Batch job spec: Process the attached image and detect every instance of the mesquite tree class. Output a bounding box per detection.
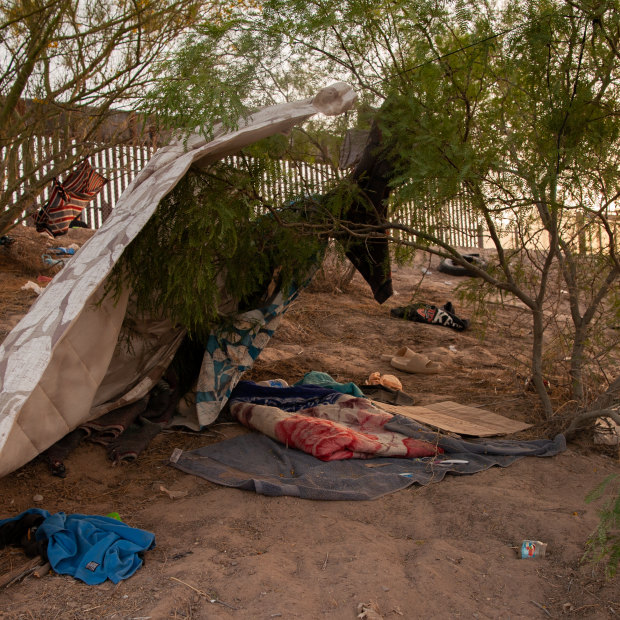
[0,0,210,234]
[17,0,617,422]
[160,0,620,421]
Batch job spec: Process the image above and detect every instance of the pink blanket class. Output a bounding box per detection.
[231,395,443,461]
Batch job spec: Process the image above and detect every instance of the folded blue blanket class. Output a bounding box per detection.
[229,380,343,411]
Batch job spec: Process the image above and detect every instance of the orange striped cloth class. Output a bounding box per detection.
[35,160,108,236]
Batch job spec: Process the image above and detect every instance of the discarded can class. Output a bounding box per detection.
[520,540,547,559]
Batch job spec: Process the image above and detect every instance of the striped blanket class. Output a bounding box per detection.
[35,160,107,236]
[228,382,443,461]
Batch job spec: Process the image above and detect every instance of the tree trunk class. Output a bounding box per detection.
[532,308,554,418]
[570,323,588,403]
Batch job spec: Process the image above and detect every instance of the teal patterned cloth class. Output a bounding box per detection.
[294,371,365,398]
[193,283,305,428]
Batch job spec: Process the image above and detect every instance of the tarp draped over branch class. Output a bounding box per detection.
[0,83,357,479]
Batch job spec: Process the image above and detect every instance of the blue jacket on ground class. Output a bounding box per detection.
[0,509,155,585]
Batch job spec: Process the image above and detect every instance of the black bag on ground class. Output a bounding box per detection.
[390,301,469,331]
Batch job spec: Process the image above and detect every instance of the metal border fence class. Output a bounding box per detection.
[4,126,617,252]
[4,137,500,249]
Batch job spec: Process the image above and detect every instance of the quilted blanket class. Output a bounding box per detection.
[228,382,443,460]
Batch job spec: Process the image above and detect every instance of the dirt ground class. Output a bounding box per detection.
[0,226,619,619]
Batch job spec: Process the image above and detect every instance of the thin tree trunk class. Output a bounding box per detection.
[570,322,588,403]
[532,308,554,418]
[0,2,69,130]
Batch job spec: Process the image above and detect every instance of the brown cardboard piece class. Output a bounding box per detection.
[374,400,531,437]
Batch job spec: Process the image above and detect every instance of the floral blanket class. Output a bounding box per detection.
[228,382,443,461]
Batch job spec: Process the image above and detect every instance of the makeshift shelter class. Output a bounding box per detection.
[0,83,396,478]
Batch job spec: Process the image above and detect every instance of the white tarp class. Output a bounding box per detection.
[0,83,356,478]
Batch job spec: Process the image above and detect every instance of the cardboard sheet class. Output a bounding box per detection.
[373,400,531,437]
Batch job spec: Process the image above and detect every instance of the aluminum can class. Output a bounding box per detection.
[520,540,547,559]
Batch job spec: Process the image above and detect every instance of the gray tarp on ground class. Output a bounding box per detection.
[171,415,566,501]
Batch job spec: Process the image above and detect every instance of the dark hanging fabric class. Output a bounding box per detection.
[338,122,394,304]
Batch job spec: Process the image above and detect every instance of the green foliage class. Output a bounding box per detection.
[140,20,256,137]
[109,156,325,341]
[583,474,620,579]
[147,0,620,414]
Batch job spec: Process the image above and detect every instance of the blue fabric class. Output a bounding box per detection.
[295,371,365,398]
[229,380,343,412]
[0,510,155,585]
[0,507,49,526]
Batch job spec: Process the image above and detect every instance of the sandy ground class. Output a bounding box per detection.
[0,227,619,619]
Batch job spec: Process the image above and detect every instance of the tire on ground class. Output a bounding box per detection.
[438,254,487,277]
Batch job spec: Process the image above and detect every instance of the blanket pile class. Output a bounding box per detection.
[228,382,442,460]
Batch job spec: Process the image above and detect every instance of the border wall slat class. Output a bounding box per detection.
[458,194,465,245]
